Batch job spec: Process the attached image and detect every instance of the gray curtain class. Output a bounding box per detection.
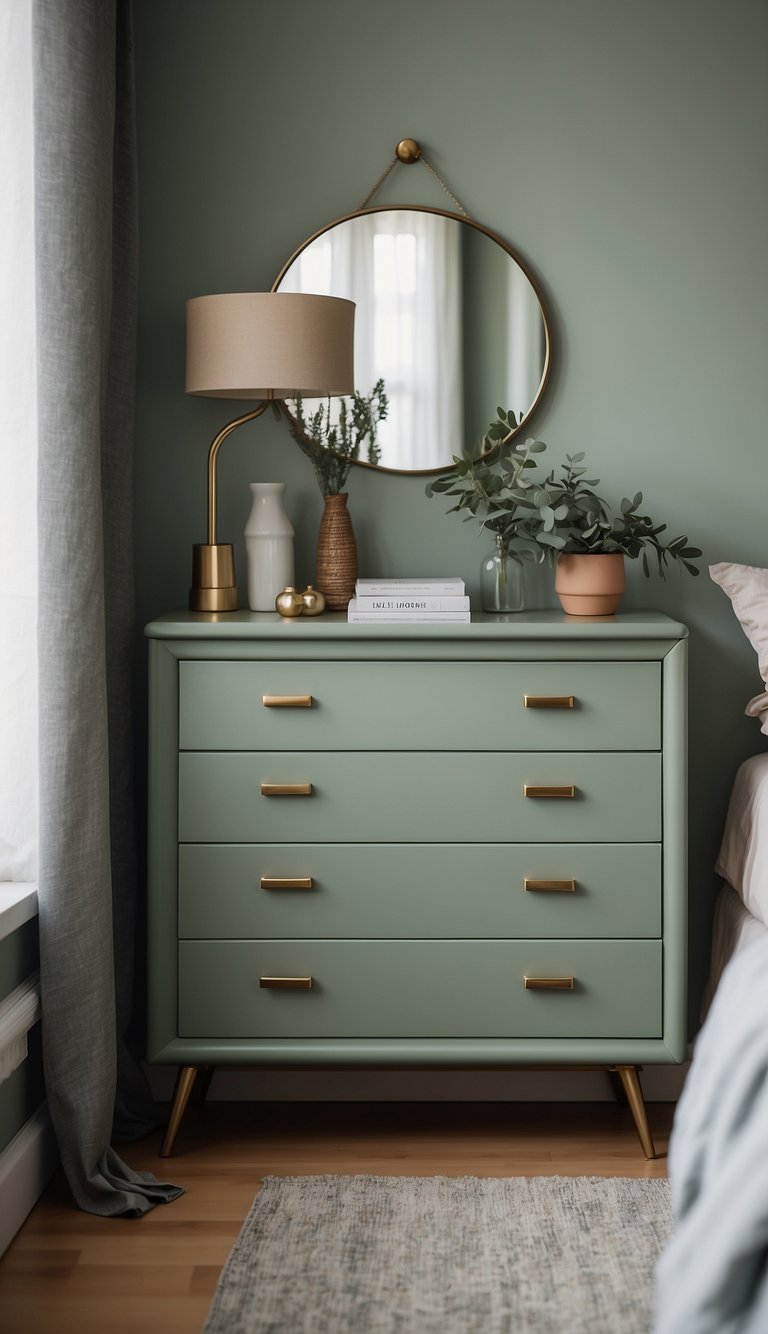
[33,0,181,1215]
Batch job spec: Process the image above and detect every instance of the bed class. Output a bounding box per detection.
[702,752,768,1012]
[655,563,768,1329]
[655,751,768,1333]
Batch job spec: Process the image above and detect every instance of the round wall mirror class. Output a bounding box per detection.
[273,206,551,476]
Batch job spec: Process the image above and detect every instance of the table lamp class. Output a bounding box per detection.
[185,291,355,612]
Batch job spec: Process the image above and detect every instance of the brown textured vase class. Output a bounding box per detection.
[555,552,625,616]
[316,493,358,611]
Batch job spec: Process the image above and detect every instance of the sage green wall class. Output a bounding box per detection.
[133,0,768,1025]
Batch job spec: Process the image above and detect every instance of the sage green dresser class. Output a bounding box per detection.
[145,610,688,1157]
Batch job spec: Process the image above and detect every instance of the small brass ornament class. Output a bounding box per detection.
[275,586,304,618]
[301,585,327,616]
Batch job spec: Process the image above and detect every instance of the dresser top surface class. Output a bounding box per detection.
[145,609,688,642]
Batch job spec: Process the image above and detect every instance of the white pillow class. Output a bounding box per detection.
[710,562,768,734]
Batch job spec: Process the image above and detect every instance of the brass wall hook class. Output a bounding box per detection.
[395,138,422,163]
[358,138,470,216]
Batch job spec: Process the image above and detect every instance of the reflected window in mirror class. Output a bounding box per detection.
[275,207,550,475]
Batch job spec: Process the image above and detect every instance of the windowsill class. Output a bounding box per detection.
[0,885,38,943]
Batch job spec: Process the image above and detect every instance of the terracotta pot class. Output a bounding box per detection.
[316,493,358,611]
[555,552,625,616]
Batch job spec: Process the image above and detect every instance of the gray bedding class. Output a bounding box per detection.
[655,932,768,1333]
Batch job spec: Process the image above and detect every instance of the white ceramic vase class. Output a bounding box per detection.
[244,482,294,611]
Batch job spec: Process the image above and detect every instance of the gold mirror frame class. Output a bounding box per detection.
[272,204,552,477]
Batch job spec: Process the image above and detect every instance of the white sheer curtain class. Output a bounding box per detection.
[281,211,462,469]
[0,0,37,884]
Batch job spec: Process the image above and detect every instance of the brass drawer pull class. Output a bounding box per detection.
[260,976,313,989]
[261,876,314,890]
[523,784,576,799]
[524,976,574,990]
[524,695,575,709]
[262,694,313,708]
[261,783,313,796]
[524,878,576,893]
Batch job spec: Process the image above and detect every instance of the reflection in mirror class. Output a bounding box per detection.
[275,207,550,475]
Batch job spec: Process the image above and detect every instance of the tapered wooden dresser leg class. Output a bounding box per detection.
[160,1065,199,1158]
[616,1065,656,1159]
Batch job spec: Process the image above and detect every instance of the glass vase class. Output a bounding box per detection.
[480,536,524,613]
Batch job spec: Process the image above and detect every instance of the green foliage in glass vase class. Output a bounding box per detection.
[426,408,702,577]
[425,407,549,560]
[283,379,388,497]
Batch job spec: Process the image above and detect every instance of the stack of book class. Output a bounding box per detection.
[347,577,470,623]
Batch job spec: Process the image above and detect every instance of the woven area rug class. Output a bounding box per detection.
[204,1174,671,1333]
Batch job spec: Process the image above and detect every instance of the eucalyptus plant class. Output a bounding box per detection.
[425,407,550,560]
[524,453,702,576]
[283,379,388,497]
[426,408,701,577]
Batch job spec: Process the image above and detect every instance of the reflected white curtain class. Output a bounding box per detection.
[281,212,462,470]
[506,262,546,418]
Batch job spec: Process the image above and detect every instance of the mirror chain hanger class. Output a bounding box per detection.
[357,138,472,218]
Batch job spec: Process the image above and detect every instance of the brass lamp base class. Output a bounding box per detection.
[189,543,239,612]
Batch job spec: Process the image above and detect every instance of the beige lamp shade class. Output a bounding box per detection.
[185,291,355,399]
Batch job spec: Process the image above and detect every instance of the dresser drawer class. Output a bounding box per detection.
[178,751,662,843]
[178,661,660,752]
[178,843,662,939]
[178,940,662,1039]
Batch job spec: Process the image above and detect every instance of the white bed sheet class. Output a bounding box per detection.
[702,882,768,1018]
[716,752,768,928]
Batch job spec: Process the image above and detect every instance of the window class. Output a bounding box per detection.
[0,0,37,882]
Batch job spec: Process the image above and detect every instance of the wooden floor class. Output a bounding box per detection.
[0,1100,674,1334]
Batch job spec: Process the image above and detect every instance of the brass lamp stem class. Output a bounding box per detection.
[206,398,272,545]
[189,393,275,613]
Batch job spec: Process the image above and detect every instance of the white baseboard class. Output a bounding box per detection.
[0,1103,58,1256]
[147,1061,690,1104]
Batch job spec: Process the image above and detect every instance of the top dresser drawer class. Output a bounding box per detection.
[179,660,660,751]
